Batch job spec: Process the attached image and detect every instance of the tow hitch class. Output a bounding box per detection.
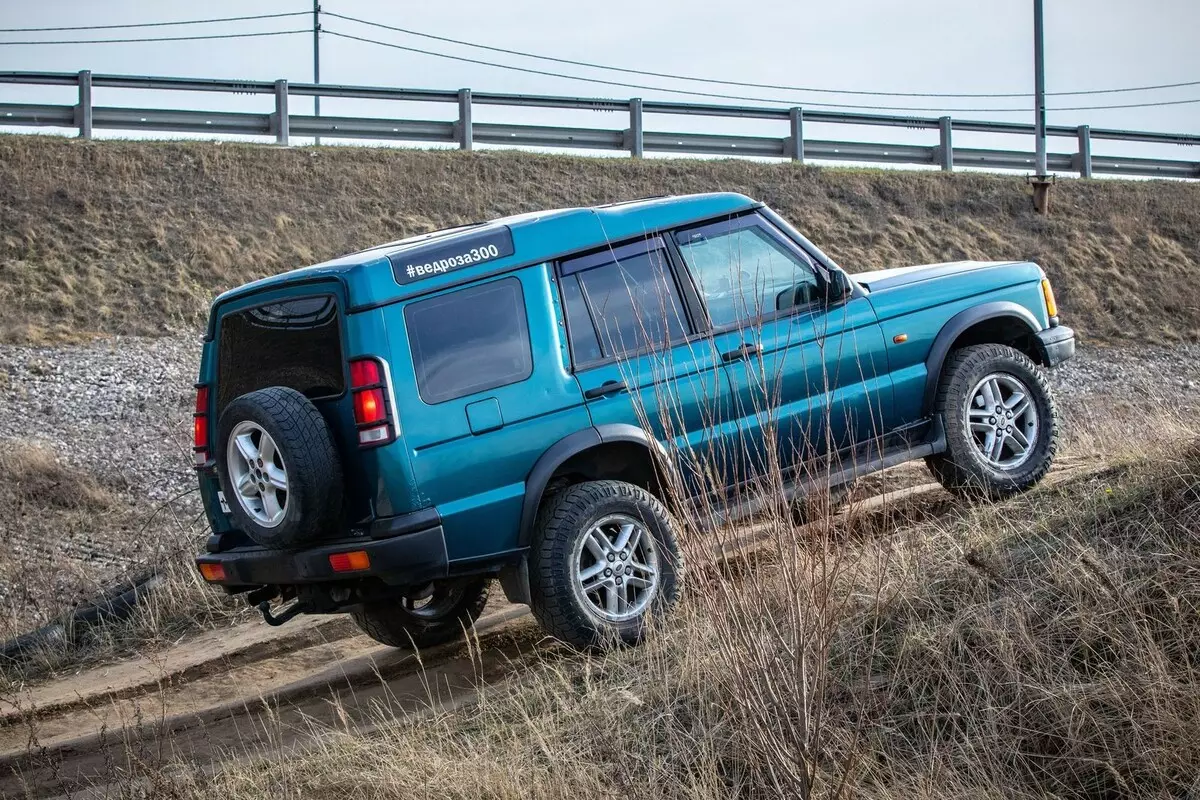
[248,585,308,626]
[258,599,309,626]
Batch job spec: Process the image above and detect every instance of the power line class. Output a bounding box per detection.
[323,30,1028,113]
[325,29,1200,114]
[0,30,310,46]
[1053,96,1200,111]
[0,12,309,33]
[326,11,1200,100]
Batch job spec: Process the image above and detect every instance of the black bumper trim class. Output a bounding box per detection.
[369,506,441,539]
[197,524,449,588]
[1035,325,1076,367]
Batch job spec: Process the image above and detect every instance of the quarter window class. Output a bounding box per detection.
[675,216,821,328]
[405,277,533,404]
[560,239,691,365]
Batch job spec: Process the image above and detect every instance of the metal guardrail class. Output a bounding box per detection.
[1,70,1197,179]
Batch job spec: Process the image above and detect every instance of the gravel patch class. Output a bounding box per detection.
[0,334,202,503]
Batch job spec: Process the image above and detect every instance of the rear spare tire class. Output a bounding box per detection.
[216,387,342,549]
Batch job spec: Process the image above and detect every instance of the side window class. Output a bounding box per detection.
[560,274,603,366]
[405,277,533,404]
[675,215,821,329]
[560,239,691,365]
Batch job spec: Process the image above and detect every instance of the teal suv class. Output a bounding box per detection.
[194,193,1075,649]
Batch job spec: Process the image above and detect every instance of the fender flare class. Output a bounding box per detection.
[922,301,1041,414]
[516,424,669,549]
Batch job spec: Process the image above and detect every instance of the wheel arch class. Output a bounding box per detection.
[923,302,1043,415]
[517,424,671,550]
[501,425,671,607]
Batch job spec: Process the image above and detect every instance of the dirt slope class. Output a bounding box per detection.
[2,134,1198,344]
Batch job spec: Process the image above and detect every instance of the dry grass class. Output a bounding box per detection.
[0,442,247,684]
[2,135,1199,344]
[105,410,1200,800]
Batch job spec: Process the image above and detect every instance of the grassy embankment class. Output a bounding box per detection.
[2,134,1199,343]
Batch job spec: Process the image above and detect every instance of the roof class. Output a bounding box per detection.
[210,192,759,314]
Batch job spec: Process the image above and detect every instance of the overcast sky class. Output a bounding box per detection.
[1,0,1196,167]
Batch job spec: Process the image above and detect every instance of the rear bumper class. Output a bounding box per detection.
[1035,324,1076,367]
[196,517,448,588]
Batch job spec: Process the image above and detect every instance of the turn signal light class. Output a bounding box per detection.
[198,562,226,582]
[329,550,371,573]
[1041,278,1058,319]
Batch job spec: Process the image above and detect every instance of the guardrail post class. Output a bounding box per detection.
[273,79,290,145]
[938,116,953,172]
[75,70,93,140]
[628,97,644,158]
[457,88,473,151]
[789,107,804,162]
[1076,124,1093,178]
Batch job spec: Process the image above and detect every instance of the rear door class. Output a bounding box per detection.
[557,236,735,496]
[381,266,591,563]
[672,212,892,480]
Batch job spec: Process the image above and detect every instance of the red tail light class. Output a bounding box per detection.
[193,385,210,467]
[349,357,394,446]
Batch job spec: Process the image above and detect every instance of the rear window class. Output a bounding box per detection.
[405,277,533,404]
[217,295,344,413]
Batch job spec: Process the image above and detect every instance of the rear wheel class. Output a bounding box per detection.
[351,578,491,649]
[926,343,1058,498]
[216,387,342,549]
[529,480,682,650]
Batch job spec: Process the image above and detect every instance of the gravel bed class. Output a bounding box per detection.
[0,334,202,502]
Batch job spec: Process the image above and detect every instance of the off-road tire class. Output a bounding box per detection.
[351,578,491,650]
[529,480,682,650]
[216,387,342,549]
[926,343,1058,499]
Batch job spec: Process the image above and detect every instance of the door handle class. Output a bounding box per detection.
[721,343,761,363]
[583,380,628,399]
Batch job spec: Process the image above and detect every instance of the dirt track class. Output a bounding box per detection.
[0,464,1099,798]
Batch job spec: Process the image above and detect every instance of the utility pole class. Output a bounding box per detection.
[313,1,321,145]
[1030,0,1053,214]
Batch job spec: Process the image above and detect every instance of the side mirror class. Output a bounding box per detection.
[825,270,854,305]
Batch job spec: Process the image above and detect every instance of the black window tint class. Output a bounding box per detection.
[405,277,533,404]
[217,295,343,415]
[576,248,689,359]
[560,274,603,366]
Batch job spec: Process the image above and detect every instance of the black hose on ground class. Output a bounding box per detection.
[0,572,162,664]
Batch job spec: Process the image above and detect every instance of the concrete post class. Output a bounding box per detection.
[789,107,804,162]
[274,79,289,145]
[76,70,92,140]
[457,88,473,151]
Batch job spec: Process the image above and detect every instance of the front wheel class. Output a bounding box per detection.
[351,578,490,650]
[529,480,682,650]
[926,343,1059,499]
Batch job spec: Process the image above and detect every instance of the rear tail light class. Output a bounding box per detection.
[193,385,210,467]
[349,357,394,446]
